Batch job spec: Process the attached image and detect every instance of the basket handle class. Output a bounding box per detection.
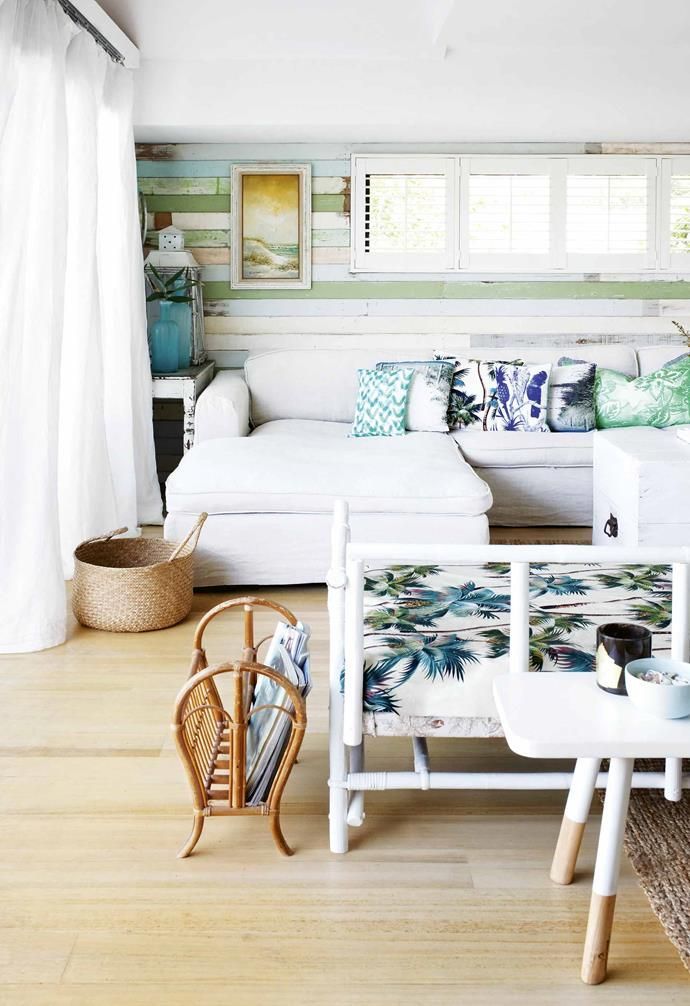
[168,512,208,562]
[79,527,128,547]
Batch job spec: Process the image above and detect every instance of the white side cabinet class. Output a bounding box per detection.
[593,427,690,546]
[151,362,215,454]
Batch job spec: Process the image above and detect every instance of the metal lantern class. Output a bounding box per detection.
[144,229,206,367]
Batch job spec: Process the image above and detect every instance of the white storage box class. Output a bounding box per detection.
[593,428,690,546]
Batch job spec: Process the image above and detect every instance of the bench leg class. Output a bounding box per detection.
[347,741,366,827]
[329,677,349,854]
[581,757,633,985]
[551,756,601,885]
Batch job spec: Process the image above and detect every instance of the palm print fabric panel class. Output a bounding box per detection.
[360,563,671,720]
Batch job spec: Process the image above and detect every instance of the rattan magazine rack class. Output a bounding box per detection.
[172,597,307,858]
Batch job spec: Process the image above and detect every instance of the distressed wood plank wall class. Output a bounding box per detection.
[136,143,690,368]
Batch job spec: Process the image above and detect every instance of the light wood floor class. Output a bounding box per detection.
[1,528,688,1004]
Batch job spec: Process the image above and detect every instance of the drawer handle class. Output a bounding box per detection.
[603,514,619,539]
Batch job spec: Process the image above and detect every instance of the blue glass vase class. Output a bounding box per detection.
[149,301,179,374]
[170,278,193,369]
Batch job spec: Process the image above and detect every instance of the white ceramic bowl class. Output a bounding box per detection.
[625,658,690,719]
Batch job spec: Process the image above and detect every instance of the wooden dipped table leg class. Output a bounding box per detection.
[551,757,601,886]
[582,892,617,985]
[551,816,586,886]
[580,757,633,985]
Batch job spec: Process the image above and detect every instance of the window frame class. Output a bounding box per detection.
[659,156,690,272]
[350,152,685,275]
[350,155,458,273]
[459,156,564,273]
[563,156,657,272]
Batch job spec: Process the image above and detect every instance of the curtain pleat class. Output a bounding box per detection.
[0,0,162,652]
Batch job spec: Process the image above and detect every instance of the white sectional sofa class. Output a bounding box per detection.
[164,343,683,585]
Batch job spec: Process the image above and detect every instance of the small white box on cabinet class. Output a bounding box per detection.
[593,428,690,546]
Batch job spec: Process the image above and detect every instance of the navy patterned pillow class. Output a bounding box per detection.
[547,360,597,433]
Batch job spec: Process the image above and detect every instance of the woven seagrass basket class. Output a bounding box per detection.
[72,513,207,632]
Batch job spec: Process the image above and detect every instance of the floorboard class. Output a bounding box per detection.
[1,526,687,1003]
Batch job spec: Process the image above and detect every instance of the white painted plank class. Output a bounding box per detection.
[172,212,231,229]
[312,264,354,281]
[205,333,474,352]
[205,300,366,318]
[202,297,690,319]
[312,247,350,264]
[312,177,347,194]
[206,349,248,368]
[139,177,218,195]
[203,330,681,354]
[311,211,350,229]
[171,210,350,232]
[202,314,687,337]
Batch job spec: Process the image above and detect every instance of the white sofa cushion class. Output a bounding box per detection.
[244,345,639,426]
[637,345,689,375]
[452,429,594,468]
[166,419,493,516]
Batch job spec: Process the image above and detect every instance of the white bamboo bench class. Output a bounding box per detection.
[327,500,690,854]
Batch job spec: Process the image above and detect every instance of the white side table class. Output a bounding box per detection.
[152,361,215,453]
[593,427,690,546]
[494,674,690,985]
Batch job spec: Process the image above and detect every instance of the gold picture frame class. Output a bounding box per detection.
[230,163,311,290]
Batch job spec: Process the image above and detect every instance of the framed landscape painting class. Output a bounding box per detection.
[230,163,311,290]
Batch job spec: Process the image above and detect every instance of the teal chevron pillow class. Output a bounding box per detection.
[595,357,690,429]
[351,367,413,437]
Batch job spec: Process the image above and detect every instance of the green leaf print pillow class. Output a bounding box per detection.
[595,357,690,429]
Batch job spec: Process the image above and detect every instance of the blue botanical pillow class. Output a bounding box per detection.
[350,367,414,438]
[547,361,597,432]
[433,355,524,430]
[486,363,551,432]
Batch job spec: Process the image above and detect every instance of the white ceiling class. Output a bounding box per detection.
[99,0,690,142]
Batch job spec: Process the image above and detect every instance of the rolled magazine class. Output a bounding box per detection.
[245,620,311,806]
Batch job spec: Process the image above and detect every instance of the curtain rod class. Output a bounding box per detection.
[57,0,140,68]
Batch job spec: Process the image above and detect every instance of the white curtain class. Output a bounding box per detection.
[0,0,162,653]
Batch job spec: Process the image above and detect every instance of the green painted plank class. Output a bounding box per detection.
[145,195,230,212]
[137,177,218,196]
[313,193,346,211]
[202,279,690,300]
[218,177,231,195]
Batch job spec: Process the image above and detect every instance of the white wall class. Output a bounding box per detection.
[133,49,690,144]
[99,0,690,144]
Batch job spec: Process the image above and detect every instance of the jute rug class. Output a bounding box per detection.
[614,760,690,971]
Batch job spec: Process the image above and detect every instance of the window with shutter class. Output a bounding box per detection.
[670,174,690,254]
[659,158,690,270]
[459,158,557,270]
[564,157,656,270]
[351,153,678,274]
[352,157,456,271]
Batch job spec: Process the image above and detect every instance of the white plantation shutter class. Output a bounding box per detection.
[468,175,550,254]
[669,174,690,253]
[460,158,557,270]
[352,157,456,271]
[351,154,682,274]
[659,158,690,270]
[564,157,656,270]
